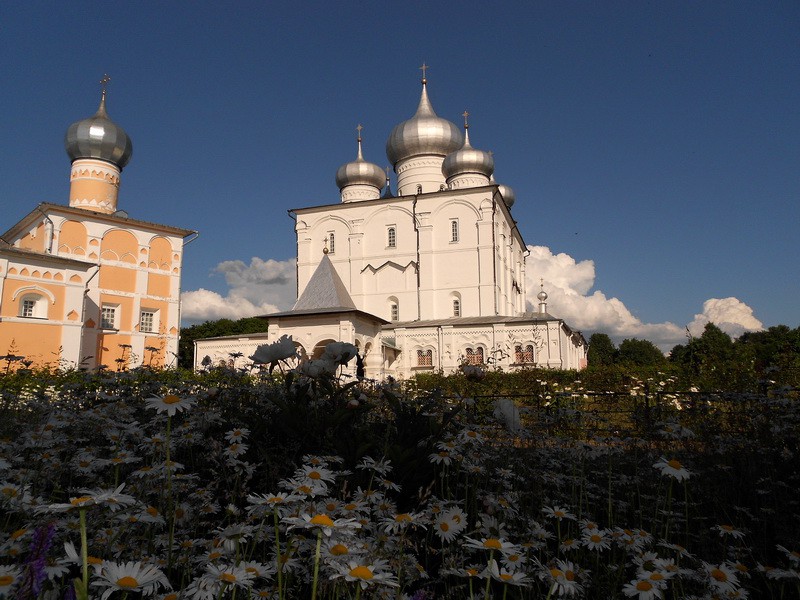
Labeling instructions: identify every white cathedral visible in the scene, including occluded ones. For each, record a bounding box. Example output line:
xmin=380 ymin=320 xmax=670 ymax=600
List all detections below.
xmin=194 ymin=74 xmax=587 ymax=377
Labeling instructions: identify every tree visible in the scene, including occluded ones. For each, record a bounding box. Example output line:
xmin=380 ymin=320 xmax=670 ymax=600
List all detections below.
xmin=178 ymin=317 xmax=269 ymax=368
xmin=587 ymin=333 xmax=617 ymax=366
xmin=617 ymin=338 xmax=666 ymax=366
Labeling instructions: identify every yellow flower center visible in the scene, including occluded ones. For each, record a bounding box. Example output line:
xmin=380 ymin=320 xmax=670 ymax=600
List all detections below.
xmin=88 ymin=556 xmax=103 ymax=565
xmin=500 ymin=573 xmax=513 ymax=581
xmin=164 ymin=594 xmax=178 ymax=600
xmin=116 ymin=576 xmax=139 ymax=589
xmin=297 ymin=485 xmax=312 ymax=494
xmin=2 ymin=487 xmax=18 ymax=497
xmin=147 ymin=506 xmax=159 ymax=517
xmin=507 ymin=554 xmax=520 ymax=562
xmin=636 ymin=581 xmax=653 ymax=591
xmin=590 ymin=534 xmax=602 ymax=543
xmin=439 ymin=522 xmax=450 ymax=532
xmin=650 ymin=573 xmax=664 ymax=581
xmin=310 ymin=514 xmax=334 ymax=527
xmin=245 ymin=567 xmax=258 ymax=574
xmin=11 ymin=529 xmax=27 ymax=539
xmin=308 ymin=471 xmax=322 ymax=480
xmin=70 ymin=496 xmax=92 ymax=506
xmin=349 ymin=566 xmax=373 ymax=580
xmin=395 ymin=513 xmax=412 ymax=522
xmin=208 ymin=551 xmax=222 ymax=560
xmin=0 ymin=576 xmax=14 ymax=586
xmin=565 ymin=570 xmax=575 ymax=581
xmin=163 ymin=394 xmax=181 ymax=405
xmin=550 ymin=568 xmax=563 ymax=579
xmin=711 ymin=568 xmax=728 ymax=582
xmin=483 ymin=538 xmax=503 ymax=549
xmin=667 ymin=459 xmax=682 ymax=470
xmin=330 ymin=544 xmax=349 ymax=555
xmin=219 ymin=572 xmax=237 ymax=583
xmin=466 ymin=568 xmax=478 ymax=577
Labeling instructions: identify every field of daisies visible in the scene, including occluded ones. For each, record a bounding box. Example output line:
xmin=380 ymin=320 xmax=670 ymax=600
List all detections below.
xmin=1 ymin=344 xmax=799 ymax=599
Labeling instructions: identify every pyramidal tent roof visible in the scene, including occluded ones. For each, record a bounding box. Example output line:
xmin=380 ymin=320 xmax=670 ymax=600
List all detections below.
xmin=292 ymin=254 xmax=357 ymax=311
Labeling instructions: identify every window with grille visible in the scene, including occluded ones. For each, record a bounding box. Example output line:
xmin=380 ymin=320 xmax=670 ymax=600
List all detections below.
xmin=140 ymin=310 xmax=156 ymax=333
xmin=417 ymin=349 xmax=433 ymax=367
xmin=453 ymin=299 xmax=461 ymax=317
xmin=387 ymin=227 xmax=396 ymax=248
xmin=101 ymin=305 xmax=117 ymax=329
xmin=390 ymin=303 xmax=399 ymax=322
xmin=515 ymin=344 xmax=535 ymax=363
xmin=466 ymin=347 xmax=484 ymax=365
xmin=451 ymin=220 xmax=459 ymax=242
xmin=21 ymin=299 xmax=36 ymax=318
xmin=328 ymin=232 xmax=335 ymax=254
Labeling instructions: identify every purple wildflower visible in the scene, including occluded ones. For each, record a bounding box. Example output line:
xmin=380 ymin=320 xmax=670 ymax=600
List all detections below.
xmin=14 ymin=522 xmax=56 ymax=600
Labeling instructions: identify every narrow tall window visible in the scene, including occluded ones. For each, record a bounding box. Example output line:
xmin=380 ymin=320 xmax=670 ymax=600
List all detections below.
xmin=453 ymin=299 xmax=461 ymax=317
xmin=525 ymin=345 xmax=535 ymax=363
xmin=390 ymin=303 xmax=399 ymax=322
xmin=387 ymin=227 xmax=396 ymax=248
xmin=451 ymin=220 xmax=459 ymax=242
xmin=101 ymin=305 xmax=117 ymax=329
xmin=328 ymin=232 xmax=335 ymax=254
xmin=417 ymin=349 xmax=433 ymax=366
xmin=515 ymin=345 xmax=524 ymax=363
xmin=21 ymin=299 xmax=36 ymax=318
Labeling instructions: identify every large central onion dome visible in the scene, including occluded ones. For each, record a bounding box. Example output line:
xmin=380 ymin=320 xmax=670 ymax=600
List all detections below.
xmin=386 ymin=78 xmax=463 ymax=166
xmin=335 ymin=132 xmax=386 ymax=191
xmin=442 ymin=120 xmax=494 ymax=183
xmin=65 ymin=89 xmax=132 ymax=170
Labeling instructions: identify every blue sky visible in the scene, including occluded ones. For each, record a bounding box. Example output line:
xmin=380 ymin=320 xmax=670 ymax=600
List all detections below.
xmin=2 ymin=2 xmax=798 ymax=348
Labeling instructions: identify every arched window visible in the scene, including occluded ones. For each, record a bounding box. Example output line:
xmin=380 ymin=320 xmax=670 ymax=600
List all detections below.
xmin=387 ymin=227 xmax=396 ymax=248
xmin=515 ymin=344 xmax=535 ymax=364
xmin=390 ymin=303 xmax=399 ymax=322
xmin=19 ymin=294 xmax=47 ymax=319
xmin=451 ymin=220 xmax=459 ymax=242
xmin=417 ymin=349 xmax=433 ymax=367
xmin=466 ymin=347 xmax=484 ymax=365
xmin=327 ymin=232 xmax=335 ymax=254
xmin=453 ymin=299 xmax=461 ymax=317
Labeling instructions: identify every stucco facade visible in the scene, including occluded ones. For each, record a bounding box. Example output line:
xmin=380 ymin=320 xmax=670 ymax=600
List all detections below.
xmin=0 ymin=87 xmax=195 ymax=370
xmin=195 ymin=76 xmax=587 ymax=377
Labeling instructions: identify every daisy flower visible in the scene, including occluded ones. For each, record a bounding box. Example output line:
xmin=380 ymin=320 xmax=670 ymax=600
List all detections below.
xmin=714 ymin=524 xmax=746 ymax=539
xmin=38 ymin=484 xmax=136 ymax=513
xmin=463 ymin=536 xmax=521 ymax=556
xmin=543 ymin=559 xmax=582 ymax=597
xmin=653 ymin=457 xmax=692 ymax=482
xmin=283 ymin=513 xmax=360 ymax=537
xmin=776 ymin=544 xmax=800 ymax=566
xmin=542 ymin=505 xmax=576 ymax=521
xmin=331 ymin=561 xmax=399 ymax=589
xmin=582 ymin=530 xmax=610 ymax=551
xmin=489 ymin=559 xmax=530 ymax=585
xmin=433 ymin=507 xmax=468 ymax=543
xmin=225 ymin=428 xmax=250 ymax=443
xmin=204 ymin=564 xmax=255 ymax=589
xmin=0 ymin=565 xmax=21 ymax=595
xmin=704 ymin=562 xmax=739 ymax=594
xmin=622 ymin=577 xmax=663 ymax=599
xmin=144 ymin=394 xmax=196 ymax=417
xmin=93 ymin=561 xmax=170 ymax=600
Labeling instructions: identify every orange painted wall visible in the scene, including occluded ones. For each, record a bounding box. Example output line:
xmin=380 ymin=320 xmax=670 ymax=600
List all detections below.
xmin=99 ymin=265 xmax=137 ymax=293
xmin=97 ymin=332 xmax=133 ymax=370
xmin=149 ymin=237 xmax=173 ymax=270
xmin=101 ymin=230 xmax=138 ymax=264
xmin=0 ymin=321 xmax=63 ymax=366
xmin=147 ymin=273 xmax=171 ymax=297
xmin=1 ymin=280 xmax=65 ymax=320
xmin=59 ymin=220 xmax=88 ymax=254
xmin=16 ymin=223 xmax=46 ymax=252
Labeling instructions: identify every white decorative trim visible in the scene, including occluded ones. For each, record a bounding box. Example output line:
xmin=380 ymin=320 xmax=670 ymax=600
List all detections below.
xmin=12 ymin=285 xmax=56 ymax=304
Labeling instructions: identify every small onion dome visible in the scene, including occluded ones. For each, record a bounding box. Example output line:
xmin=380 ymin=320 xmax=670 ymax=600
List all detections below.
xmin=497 ymin=183 xmax=516 ymax=209
xmin=65 ymin=90 xmax=132 ymax=170
xmin=442 ymin=125 xmax=494 ymax=181
xmin=335 ymin=135 xmax=386 ymax=191
xmin=537 ymin=288 xmax=548 ymax=302
xmin=386 ymin=79 xmax=463 ymax=166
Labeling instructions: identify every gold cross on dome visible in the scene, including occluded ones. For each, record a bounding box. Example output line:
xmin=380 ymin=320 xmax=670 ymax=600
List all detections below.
xmin=100 ymin=74 xmax=111 ymax=93
xmin=419 ymin=62 xmax=429 ymax=81
xmin=462 ymin=110 xmax=470 ymax=127
xmin=356 ymin=123 xmax=363 ymax=139
xmin=385 ymin=166 xmax=391 ymax=176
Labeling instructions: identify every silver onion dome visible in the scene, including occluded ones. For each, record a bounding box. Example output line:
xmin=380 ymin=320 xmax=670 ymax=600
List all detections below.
xmin=65 ymin=91 xmax=132 ymax=170
xmin=442 ymin=125 xmax=494 ymax=181
xmin=335 ymin=134 xmax=386 ymax=191
xmin=386 ymin=79 xmax=463 ymax=166
xmin=497 ymin=183 xmax=516 ymax=209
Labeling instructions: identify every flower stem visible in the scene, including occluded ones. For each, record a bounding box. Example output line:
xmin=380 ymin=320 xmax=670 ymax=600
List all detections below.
xmin=311 ymin=529 xmax=323 ymax=600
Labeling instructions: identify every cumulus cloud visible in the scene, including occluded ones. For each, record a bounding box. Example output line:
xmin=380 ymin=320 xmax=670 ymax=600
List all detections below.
xmin=525 ymin=246 xmax=763 ymax=350
xmin=181 ymin=257 xmax=296 ymax=323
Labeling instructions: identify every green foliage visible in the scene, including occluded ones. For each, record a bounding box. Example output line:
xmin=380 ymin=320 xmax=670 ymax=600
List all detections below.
xmin=587 ymin=332 xmax=616 ymax=366
xmin=617 ymin=337 xmax=667 ymax=366
xmin=178 ymin=316 xmax=268 ymax=368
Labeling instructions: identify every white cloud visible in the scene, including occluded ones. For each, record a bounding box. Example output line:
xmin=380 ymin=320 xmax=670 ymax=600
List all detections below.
xmin=181 ymin=257 xmax=296 ymax=323
xmin=525 ymin=245 xmax=763 ymax=350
